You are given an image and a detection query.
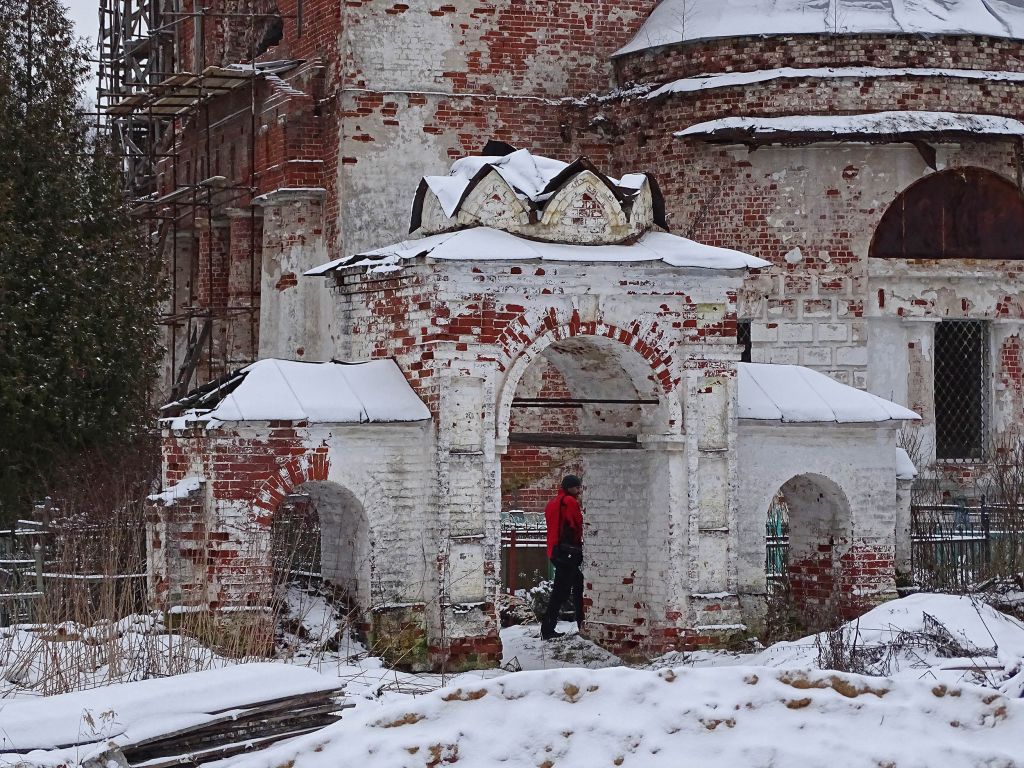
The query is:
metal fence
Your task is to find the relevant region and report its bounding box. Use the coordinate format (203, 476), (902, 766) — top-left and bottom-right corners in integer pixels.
(0, 521), (46, 626)
(911, 502), (1023, 590)
(501, 513), (550, 593)
(766, 494), (790, 591)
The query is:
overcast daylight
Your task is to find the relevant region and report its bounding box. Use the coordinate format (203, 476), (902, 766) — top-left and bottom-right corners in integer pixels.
(2, 2), (1024, 766)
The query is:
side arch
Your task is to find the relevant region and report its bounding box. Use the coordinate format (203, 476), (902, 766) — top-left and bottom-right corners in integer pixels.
(770, 473), (853, 626)
(870, 167), (1024, 260)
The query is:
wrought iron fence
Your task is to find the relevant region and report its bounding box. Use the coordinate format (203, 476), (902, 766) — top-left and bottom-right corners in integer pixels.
(911, 501), (1023, 590)
(766, 493), (790, 591)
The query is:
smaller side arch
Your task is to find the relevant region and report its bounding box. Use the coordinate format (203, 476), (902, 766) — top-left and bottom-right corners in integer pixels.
(770, 473), (853, 627)
(870, 167), (1024, 260)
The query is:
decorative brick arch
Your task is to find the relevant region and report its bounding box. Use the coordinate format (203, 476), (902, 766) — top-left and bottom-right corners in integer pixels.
(251, 446), (332, 522)
(495, 318), (683, 444)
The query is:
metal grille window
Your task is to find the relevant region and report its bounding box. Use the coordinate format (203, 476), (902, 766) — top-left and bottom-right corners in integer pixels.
(934, 320), (989, 461)
(737, 320), (752, 363)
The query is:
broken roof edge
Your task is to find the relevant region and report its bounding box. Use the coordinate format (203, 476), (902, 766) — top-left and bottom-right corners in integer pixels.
(408, 148), (669, 234)
(676, 111), (1024, 143)
(649, 65), (1024, 99)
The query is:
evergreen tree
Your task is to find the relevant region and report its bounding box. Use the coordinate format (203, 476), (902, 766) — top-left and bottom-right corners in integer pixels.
(0, 0), (163, 523)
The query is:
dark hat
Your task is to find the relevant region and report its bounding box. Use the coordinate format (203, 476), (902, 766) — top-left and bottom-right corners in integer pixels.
(560, 475), (582, 491)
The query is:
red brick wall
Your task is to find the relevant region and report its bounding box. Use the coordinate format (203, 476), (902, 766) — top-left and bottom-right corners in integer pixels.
(614, 33), (1024, 84)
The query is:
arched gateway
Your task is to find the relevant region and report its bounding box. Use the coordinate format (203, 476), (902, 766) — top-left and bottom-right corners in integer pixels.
(150, 148), (918, 669)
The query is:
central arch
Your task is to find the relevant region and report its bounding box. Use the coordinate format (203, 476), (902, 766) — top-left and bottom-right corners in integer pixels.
(495, 327), (681, 653)
(495, 323), (682, 447)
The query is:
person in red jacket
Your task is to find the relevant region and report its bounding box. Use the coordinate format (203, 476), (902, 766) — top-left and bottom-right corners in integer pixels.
(541, 475), (585, 640)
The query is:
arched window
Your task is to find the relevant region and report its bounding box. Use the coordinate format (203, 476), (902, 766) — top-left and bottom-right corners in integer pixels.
(870, 168), (1024, 260)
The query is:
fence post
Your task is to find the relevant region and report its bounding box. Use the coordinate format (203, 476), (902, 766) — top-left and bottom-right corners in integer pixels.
(981, 497), (991, 570)
(507, 529), (518, 595)
(33, 543), (43, 594)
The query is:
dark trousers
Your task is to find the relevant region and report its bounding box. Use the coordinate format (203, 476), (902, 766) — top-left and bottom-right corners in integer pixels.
(542, 561), (584, 633)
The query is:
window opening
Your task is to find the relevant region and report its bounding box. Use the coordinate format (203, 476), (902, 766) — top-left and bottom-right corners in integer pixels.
(934, 320), (989, 461)
(737, 320), (752, 363)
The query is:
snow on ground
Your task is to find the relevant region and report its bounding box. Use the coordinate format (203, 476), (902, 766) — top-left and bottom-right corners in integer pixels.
(228, 664), (1023, 768)
(2, 594), (1024, 767)
(0, 613), (222, 696)
(501, 621), (622, 671)
(750, 593), (1024, 694)
(0, 664), (337, 755)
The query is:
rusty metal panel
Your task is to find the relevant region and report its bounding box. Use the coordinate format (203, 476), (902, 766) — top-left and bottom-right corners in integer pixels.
(870, 168), (1024, 260)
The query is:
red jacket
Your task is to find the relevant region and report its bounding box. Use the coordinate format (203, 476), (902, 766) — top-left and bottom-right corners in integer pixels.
(544, 489), (583, 558)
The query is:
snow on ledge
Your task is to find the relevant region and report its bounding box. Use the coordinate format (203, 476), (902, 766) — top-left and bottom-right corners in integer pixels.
(650, 66), (1024, 98)
(147, 475), (203, 504)
(306, 227), (768, 276)
(162, 359), (431, 429)
(738, 363), (921, 423)
(615, 0), (1024, 56)
(896, 446), (919, 480)
(677, 111), (1024, 140)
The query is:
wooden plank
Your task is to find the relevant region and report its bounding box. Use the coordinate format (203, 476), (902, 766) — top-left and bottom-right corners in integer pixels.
(125, 714), (341, 765)
(509, 403), (655, 409)
(124, 692), (347, 749)
(508, 432), (639, 449)
(206, 686), (345, 716)
(129, 725), (327, 768)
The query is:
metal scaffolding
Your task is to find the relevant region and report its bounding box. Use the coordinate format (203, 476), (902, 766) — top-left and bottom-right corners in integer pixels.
(96, 0), (277, 399)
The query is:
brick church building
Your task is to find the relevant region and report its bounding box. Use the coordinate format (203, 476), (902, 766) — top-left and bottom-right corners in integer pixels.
(118, 0), (1024, 668)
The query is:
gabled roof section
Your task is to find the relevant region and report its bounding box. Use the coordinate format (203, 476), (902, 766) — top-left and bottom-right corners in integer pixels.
(409, 145), (669, 242)
(737, 363), (920, 423)
(615, 0), (1024, 57)
(161, 359), (431, 429)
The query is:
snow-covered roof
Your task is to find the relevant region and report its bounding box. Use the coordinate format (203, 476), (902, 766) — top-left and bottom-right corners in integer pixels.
(410, 147), (669, 245)
(616, 0), (1024, 56)
(161, 359), (431, 428)
(677, 111), (1024, 142)
(306, 227), (768, 276)
(737, 363), (920, 423)
(417, 150), (654, 218)
(650, 66), (1024, 99)
(426, 150), (575, 214)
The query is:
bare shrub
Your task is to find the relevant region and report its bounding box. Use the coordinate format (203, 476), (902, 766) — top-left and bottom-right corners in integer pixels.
(0, 439), (223, 695)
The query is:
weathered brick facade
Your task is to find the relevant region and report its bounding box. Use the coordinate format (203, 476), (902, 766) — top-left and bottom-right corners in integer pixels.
(145, 3), (1024, 665)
